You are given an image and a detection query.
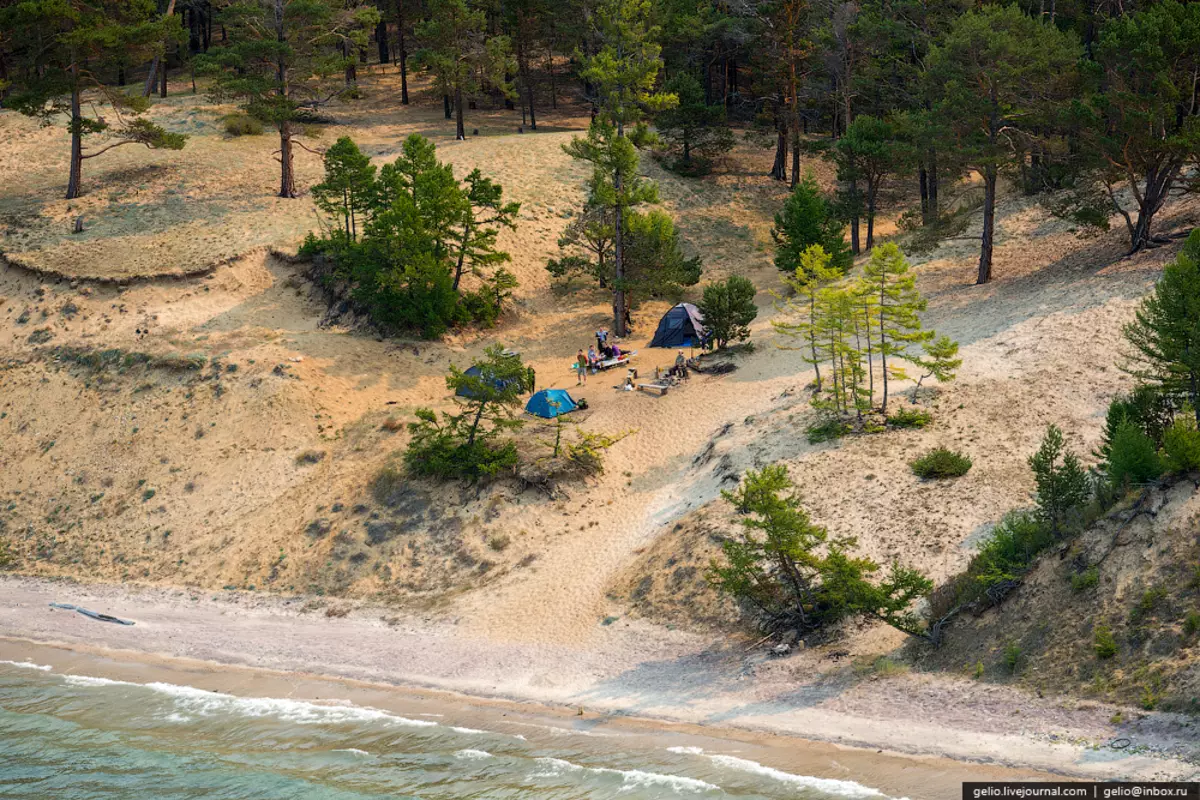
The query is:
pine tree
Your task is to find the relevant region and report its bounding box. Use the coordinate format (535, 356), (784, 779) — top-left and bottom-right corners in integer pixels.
(834, 115), (903, 250)
(1088, 1), (1200, 253)
(414, 0), (514, 141)
(772, 172), (852, 274)
(575, 0), (675, 336)
(775, 244), (841, 393)
(699, 275), (758, 350)
(311, 136), (377, 242)
(925, 5), (1080, 283)
(199, 0), (378, 198)
(1, 0), (188, 199)
(861, 243), (931, 414)
(1029, 424), (1091, 537)
(451, 170), (521, 292)
(563, 118), (658, 331)
(910, 334), (961, 402)
(655, 72), (734, 174)
(1123, 229), (1200, 425)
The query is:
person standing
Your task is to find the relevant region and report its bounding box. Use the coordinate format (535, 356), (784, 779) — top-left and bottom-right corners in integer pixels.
(577, 349), (588, 385)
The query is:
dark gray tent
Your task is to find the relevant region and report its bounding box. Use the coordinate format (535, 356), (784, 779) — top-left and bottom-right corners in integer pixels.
(649, 303), (706, 348)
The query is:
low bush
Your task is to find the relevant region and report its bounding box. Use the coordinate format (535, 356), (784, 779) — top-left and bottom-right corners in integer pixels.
(1094, 623), (1118, 659)
(1070, 566), (1099, 593)
(0, 539), (14, 570)
(910, 447), (972, 479)
(1003, 641), (1022, 674)
(222, 113), (264, 136)
(295, 450), (326, 466)
(1163, 417), (1200, 473)
(1130, 586), (1169, 623)
(1185, 611), (1200, 636)
(887, 407), (933, 429)
(928, 511), (1054, 621)
(806, 418), (850, 444)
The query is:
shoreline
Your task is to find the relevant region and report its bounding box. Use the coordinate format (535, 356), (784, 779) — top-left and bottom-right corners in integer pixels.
(0, 637), (1059, 800)
(3, 576), (1200, 788)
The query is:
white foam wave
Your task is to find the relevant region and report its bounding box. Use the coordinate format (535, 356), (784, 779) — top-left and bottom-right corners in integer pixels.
(668, 746), (706, 755)
(455, 748), (493, 760)
(710, 755), (900, 799)
(64, 675), (135, 687)
(333, 748), (371, 756)
(531, 757), (718, 793)
(141, 682), (440, 728)
(56, 672), (441, 730)
(449, 726), (488, 735)
(0, 660), (53, 672)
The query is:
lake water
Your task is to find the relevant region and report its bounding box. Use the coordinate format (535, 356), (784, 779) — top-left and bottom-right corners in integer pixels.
(0, 658), (913, 800)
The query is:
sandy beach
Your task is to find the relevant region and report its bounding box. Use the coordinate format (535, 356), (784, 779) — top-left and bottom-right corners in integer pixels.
(3, 575), (1199, 786)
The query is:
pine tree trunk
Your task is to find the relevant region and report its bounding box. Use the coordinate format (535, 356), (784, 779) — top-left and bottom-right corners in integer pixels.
(143, 0), (178, 98)
(66, 84), (83, 200)
(613, 201), (626, 337)
(344, 41), (356, 85)
(548, 41), (557, 109)
(279, 123), (296, 198)
(396, 0), (409, 103)
(790, 132), (800, 187)
(443, 94), (452, 119)
(927, 149), (939, 219)
(376, 18), (389, 64)
(919, 166), (930, 224)
(455, 85), (466, 139)
(160, 56), (168, 97)
(517, 38), (535, 129)
(849, 179), (861, 255)
(978, 164), (997, 285)
(865, 182), (876, 250)
(770, 106), (788, 181)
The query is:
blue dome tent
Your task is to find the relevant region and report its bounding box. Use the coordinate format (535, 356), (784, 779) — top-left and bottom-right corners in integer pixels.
(455, 364), (522, 399)
(649, 303), (706, 348)
(526, 388), (578, 418)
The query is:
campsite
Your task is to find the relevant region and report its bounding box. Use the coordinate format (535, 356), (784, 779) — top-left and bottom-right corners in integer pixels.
(5, 0), (1200, 794)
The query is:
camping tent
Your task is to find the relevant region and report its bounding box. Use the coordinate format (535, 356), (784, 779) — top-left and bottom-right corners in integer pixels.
(526, 388), (578, 418)
(455, 364), (523, 399)
(649, 303), (706, 348)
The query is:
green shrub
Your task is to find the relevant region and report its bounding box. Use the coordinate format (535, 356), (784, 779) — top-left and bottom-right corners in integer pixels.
(0, 539), (14, 570)
(910, 447), (972, 479)
(1030, 424), (1091, 536)
(970, 511), (1054, 588)
(222, 113), (264, 136)
(1094, 623), (1118, 659)
(929, 511), (1053, 617)
(806, 418), (850, 443)
(1096, 385), (1175, 463)
(1070, 566), (1099, 592)
(1107, 421), (1164, 488)
(1163, 417), (1200, 472)
(404, 412), (519, 481)
(887, 407), (933, 429)
(1130, 586), (1169, 622)
(1003, 641), (1022, 674)
(1184, 611), (1200, 636)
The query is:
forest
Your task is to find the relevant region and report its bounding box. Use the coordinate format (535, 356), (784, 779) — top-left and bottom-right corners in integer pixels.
(4, 0), (1199, 300)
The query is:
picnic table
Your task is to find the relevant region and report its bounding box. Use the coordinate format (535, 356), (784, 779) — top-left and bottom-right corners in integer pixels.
(572, 351), (638, 372)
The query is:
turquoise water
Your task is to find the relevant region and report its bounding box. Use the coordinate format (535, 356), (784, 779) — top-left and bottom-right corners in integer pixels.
(0, 660), (903, 800)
